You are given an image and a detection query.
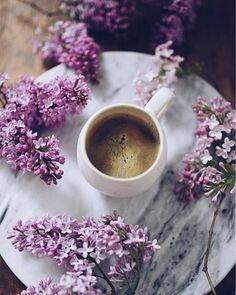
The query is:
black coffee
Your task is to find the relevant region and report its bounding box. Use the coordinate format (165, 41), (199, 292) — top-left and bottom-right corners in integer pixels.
(86, 114), (159, 178)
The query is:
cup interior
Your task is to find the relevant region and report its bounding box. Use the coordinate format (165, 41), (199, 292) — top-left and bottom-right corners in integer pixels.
(83, 104), (163, 180)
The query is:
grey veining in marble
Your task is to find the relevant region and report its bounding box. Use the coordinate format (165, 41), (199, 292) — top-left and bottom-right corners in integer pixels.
(0, 52), (235, 295)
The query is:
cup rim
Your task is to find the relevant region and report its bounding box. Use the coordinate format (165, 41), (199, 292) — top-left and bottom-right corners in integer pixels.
(77, 103), (165, 182)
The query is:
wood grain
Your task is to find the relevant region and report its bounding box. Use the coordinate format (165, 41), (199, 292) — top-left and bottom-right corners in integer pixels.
(0, 0), (234, 294)
(0, 0), (58, 81)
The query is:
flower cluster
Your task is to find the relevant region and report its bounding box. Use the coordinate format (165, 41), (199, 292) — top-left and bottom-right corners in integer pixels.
(21, 278), (64, 295)
(34, 21), (101, 83)
(0, 74), (89, 184)
(175, 96), (236, 201)
(59, 0), (138, 34)
(133, 41), (183, 105)
(0, 122), (65, 185)
(36, 75), (89, 127)
(59, 0), (203, 47)
(33, 1), (203, 80)
(21, 274), (101, 295)
(9, 212), (160, 294)
(151, 0), (203, 48)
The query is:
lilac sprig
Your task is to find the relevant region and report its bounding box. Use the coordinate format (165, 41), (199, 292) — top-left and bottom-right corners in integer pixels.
(0, 73), (89, 184)
(58, 0), (203, 48)
(9, 212), (160, 294)
(33, 1), (203, 79)
(37, 75), (89, 127)
(2, 74), (89, 129)
(0, 120), (65, 184)
(21, 278), (65, 295)
(150, 0), (203, 47)
(21, 272), (102, 295)
(34, 21), (101, 83)
(5, 76), (42, 129)
(133, 41), (183, 105)
(59, 0), (138, 34)
(175, 96), (236, 201)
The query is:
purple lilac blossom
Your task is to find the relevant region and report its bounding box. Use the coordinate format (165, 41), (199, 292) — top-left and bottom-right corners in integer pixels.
(37, 75), (89, 127)
(21, 278), (67, 295)
(34, 21), (101, 83)
(152, 15), (185, 46)
(21, 273), (103, 295)
(9, 212), (160, 294)
(0, 120), (65, 185)
(59, 0), (138, 34)
(133, 41), (184, 105)
(6, 76), (42, 128)
(59, 271), (102, 295)
(0, 74), (89, 184)
(150, 0), (203, 47)
(175, 96), (236, 202)
(58, 0), (203, 48)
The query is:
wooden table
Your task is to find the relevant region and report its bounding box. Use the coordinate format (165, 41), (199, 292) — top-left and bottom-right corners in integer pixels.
(0, 0), (235, 294)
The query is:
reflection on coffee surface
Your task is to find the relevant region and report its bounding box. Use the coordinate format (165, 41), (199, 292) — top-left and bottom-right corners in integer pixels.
(86, 114), (159, 178)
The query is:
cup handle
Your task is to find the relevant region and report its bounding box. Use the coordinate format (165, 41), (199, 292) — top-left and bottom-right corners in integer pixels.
(144, 87), (175, 118)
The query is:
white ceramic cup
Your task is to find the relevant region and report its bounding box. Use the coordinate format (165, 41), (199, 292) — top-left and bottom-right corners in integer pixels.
(77, 87), (174, 197)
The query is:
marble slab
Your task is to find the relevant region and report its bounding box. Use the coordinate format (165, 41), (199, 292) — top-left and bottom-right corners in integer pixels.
(0, 52), (235, 295)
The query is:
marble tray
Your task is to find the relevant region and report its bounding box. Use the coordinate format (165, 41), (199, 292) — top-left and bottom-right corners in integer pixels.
(0, 52), (235, 295)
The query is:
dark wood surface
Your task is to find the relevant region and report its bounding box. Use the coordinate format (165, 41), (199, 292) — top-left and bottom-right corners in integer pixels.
(0, 0), (235, 294)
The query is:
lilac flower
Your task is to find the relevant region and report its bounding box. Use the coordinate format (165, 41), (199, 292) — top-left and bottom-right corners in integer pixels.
(206, 115), (219, 130)
(215, 146), (228, 159)
(59, 0), (138, 34)
(200, 149), (212, 165)
(195, 137), (213, 153)
(58, 0), (203, 49)
(37, 75), (89, 127)
(21, 274), (100, 295)
(209, 125), (223, 140)
(227, 150), (236, 163)
(133, 41), (183, 105)
(59, 271), (101, 294)
(34, 21), (101, 82)
(167, 0), (199, 22)
(21, 278), (66, 295)
(108, 255), (136, 282)
(9, 212), (160, 294)
(78, 241), (94, 258)
(222, 137), (235, 152)
(152, 15), (185, 46)
(0, 120), (65, 184)
(150, 0), (203, 48)
(0, 74), (89, 184)
(226, 110), (236, 129)
(5, 76), (42, 129)
(175, 96), (236, 201)
(1, 74), (89, 130)
(209, 97), (232, 114)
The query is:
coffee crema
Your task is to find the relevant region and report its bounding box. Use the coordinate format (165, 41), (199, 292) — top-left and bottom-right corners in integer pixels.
(86, 114), (160, 178)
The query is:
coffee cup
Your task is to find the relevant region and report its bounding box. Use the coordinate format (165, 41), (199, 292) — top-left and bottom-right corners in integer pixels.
(77, 87), (174, 197)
